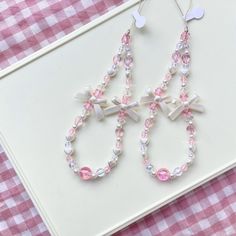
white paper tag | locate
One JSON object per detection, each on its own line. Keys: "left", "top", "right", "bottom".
{"left": 185, "top": 7, "right": 205, "bottom": 22}
{"left": 132, "top": 10, "right": 146, "bottom": 29}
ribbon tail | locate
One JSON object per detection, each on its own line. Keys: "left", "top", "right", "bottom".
{"left": 189, "top": 94, "right": 199, "bottom": 104}
{"left": 163, "top": 96, "right": 172, "bottom": 104}
{"left": 127, "top": 110, "right": 140, "bottom": 122}
{"left": 104, "top": 105, "right": 121, "bottom": 116}
{"left": 189, "top": 104, "right": 205, "bottom": 113}
{"left": 159, "top": 101, "right": 170, "bottom": 116}
{"left": 168, "top": 105, "right": 184, "bottom": 120}
{"left": 94, "top": 104, "right": 105, "bottom": 121}
{"left": 140, "top": 95, "right": 153, "bottom": 105}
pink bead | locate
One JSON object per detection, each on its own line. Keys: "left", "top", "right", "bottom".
{"left": 122, "top": 95, "right": 131, "bottom": 104}
{"left": 84, "top": 101, "right": 93, "bottom": 111}
{"left": 156, "top": 168, "right": 171, "bottom": 182}
{"left": 189, "top": 137, "right": 196, "bottom": 145}
{"left": 118, "top": 110, "right": 127, "bottom": 119}
{"left": 141, "top": 130, "right": 148, "bottom": 139}
{"left": 182, "top": 52, "right": 191, "bottom": 65}
{"left": 182, "top": 109, "right": 193, "bottom": 118}
{"left": 66, "top": 156, "right": 73, "bottom": 162}
{"left": 79, "top": 167, "right": 93, "bottom": 180}
{"left": 66, "top": 128, "right": 76, "bottom": 141}
{"left": 116, "top": 128, "right": 124, "bottom": 138}
{"left": 124, "top": 56, "right": 133, "bottom": 67}
{"left": 181, "top": 164, "right": 188, "bottom": 172}
{"left": 116, "top": 141, "right": 122, "bottom": 150}
{"left": 154, "top": 87, "right": 164, "bottom": 96}
{"left": 92, "top": 89, "right": 103, "bottom": 98}
{"left": 104, "top": 75, "right": 111, "bottom": 86}
{"left": 143, "top": 158, "right": 150, "bottom": 166}
{"left": 181, "top": 31, "right": 190, "bottom": 41}
{"left": 113, "top": 55, "right": 122, "bottom": 65}
{"left": 145, "top": 118, "right": 154, "bottom": 129}
{"left": 172, "top": 51, "right": 181, "bottom": 63}
{"left": 74, "top": 116, "right": 83, "bottom": 128}
{"left": 180, "top": 92, "right": 188, "bottom": 102}
{"left": 149, "top": 102, "right": 158, "bottom": 111}
{"left": 181, "top": 75, "right": 188, "bottom": 84}
{"left": 104, "top": 165, "right": 111, "bottom": 174}
{"left": 165, "top": 73, "right": 172, "bottom": 81}
{"left": 122, "top": 32, "right": 131, "bottom": 44}
{"left": 187, "top": 124, "right": 196, "bottom": 135}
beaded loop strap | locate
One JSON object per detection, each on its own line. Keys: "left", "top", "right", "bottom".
{"left": 140, "top": 29, "right": 205, "bottom": 182}
{"left": 64, "top": 31, "right": 139, "bottom": 181}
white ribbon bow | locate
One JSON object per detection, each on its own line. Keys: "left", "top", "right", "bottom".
{"left": 104, "top": 97, "right": 140, "bottom": 122}
{"left": 140, "top": 88, "right": 172, "bottom": 116}
{"left": 75, "top": 87, "right": 107, "bottom": 121}
{"left": 168, "top": 94, "right": 205, "bottom": 121}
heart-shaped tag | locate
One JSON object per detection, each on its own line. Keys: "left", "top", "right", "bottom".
{"left": 132, "top": 10, "right": 146, "bottom": 29}
{"left": 185, "top": 7, "right": 205, "bottom": 22}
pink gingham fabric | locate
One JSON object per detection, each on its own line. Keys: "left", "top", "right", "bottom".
{"left": 0, "top": 1, "right": 235, "bottom": 235}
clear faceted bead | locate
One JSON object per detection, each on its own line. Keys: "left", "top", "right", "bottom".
{"left": 96, "top": 168, "right": 105, "bottom": 177}
{"left": 173, "top": 167, "right": 182, "bottom": 177}
{"left": 64, "top": 141, "right": 73, "bottom": 155}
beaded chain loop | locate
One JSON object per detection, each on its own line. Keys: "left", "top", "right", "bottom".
{"left": 64, "top": 31, "right": 139, "bottom": 181}
{"left": 140, "top": 29, "right": 205, "bottom": 182}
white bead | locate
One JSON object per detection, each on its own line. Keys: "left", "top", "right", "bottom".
{"left": 173, "top": 167, "right": 182, "bottom": 177}
{"left": 113, "top": 148, "right": 122, "bottom": 156}
{"left": 64, "top": 142, "right": 73, "bottom": 155}
{"left": 96, "top": 168, "right": 105, "bottom": 177}
{"left": 169, "top": 65, "right": 177, "bottom": 75}
{"left": 107, "top": 67, "right": 117, "bottom": 77}
{"left": 180, "top": 66, "right": 190, "bottom": 76}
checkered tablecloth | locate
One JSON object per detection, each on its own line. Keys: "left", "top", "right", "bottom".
{"left": 0, "top": 1, "right": 235, "bottom": 235}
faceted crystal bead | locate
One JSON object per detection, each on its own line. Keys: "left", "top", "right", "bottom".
{"left": 84, "top": 101, "right": 93, "bottom": 111}
{"left": 122, "top": 33, "right": 131, "bottom": 44}
{"left": 96, "top": 168, "right": 105, "bottom": 177}
{"left": 104, "top": 165, "right": 111, "bottom": 174}
{"left": 113, "top": 55, "right": 122, "bottom": 65}
{"left": 140, "top": 143, "right": 147, "bottom": 155}
{"left": 74, "top": 116, "right": 83, "bottom": 128}
{"left": 145, "top": 118, "right": 154, "bottom": 129}
{"left": 172, "top": 51, "right": 181, "bottom": 63}
{"left": 182, "top": 52, "right": 191, "bottom": 65}
{"left": 181, "top": 163, "right": 188, "bottom": 172}
{"left": 154, "top": 87, "right": 164, "bottom": 96}
{"left": 115, "top": 128, "right": 124, "bottom": 138}
{"left": 149, "top": 102, "right": 158, "bottom": 111}
{"left": 181, "top": 31, "right": 190, "bottom": 41}
{"left": 173, "top": 167, "right": 182, "bottom": 177}
{"left": 124, "top": 56, "right": 133, "bottom": 67}
{"left": 180, "top": 92, "right": 189, "bottom": 102}
{"left": 187, "top": 124, "right": 196, "bottom": 135}
{"left": 92, "top": 89, "right": 103, "bottom": 98}
{"left": 69, "top": 160, "right": 76, "bottom": 169}
{"left": 180, "top": 66, "right": 190, "bottom": 76}
{"left": 66, "top": 128, "right": 76, "bottom": 142}
{"left": 64, "top": 141, "right": 73, "bottom": 155}
{"left": 156, "top": 168, "right": 171, "bottom": 182}
{"left": 79, "top": 167, "right": 93, "bottom": 180}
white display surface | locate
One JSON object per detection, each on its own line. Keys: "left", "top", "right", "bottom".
{"left": 0, "top": 1, "right": 236, "bottom": 235}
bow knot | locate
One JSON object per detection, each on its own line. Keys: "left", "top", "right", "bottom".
{"left": 75, "top": 86, "right": 107, "bottom": 121}
{"left": 168, "top": 94, "right": 205, "bottom": 120}
{"left": 104, "top": 97, "right": 140, "bottom": 122}
{"left": 140, "top": 88, "right": 172, "bottom": 115}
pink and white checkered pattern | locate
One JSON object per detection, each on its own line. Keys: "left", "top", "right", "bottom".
{"left": 0, "top": 1, "right": 236, "bottom": 235}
